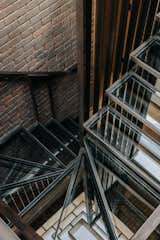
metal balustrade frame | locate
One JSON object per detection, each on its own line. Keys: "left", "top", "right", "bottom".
{"left": 54, "top": 147, "right": 119, "bottom": 240}
{"left": 105, "top": 71, "right": 160, "bottom": 135}
{"left": 95, "top": 160, "right": 156, "bottom": 212}
{"left": 0, "top": 155, "right": 68, "bottom": 217}
{"left": 84, "top": 138, "right": 160, "bottom": 240}
{"left": 97, "top": 166, "right": 160, "bottom": 237}
{"left": 84, "top": 136, "right": 160, "bottom": 201}
{"left": 0, "top": 118, "right": 81, "bottom": 220}
{"left": 84, "top": 105, "right": 160, "bottom": 193}
{"left": 13, "top": 160, "right": 75, "bottom": 218}
{"left": 130, "top": 36, "right": 160, "bottom": 78}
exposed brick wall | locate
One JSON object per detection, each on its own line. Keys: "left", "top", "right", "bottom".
{"left": 31, "top": 72, "right": 79, "bottom": 123}
{"left": 0, "top": 80, "right": 36, "bottom": 137}
{"left": 31, "top": 80, "right": 53, "bottom": 123}
{"left": 50, "top": 72, "right": 79, "bottom": 120}
{"left": 0, "top": 73, "right": 79, "bottom": 137}
{"left": 0, "top": 0, "right": 77, "bottom": 72}
{"left": 0, "top": 0, "right": 79, "bottom": 137}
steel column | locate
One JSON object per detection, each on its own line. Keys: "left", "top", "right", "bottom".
{"left": 84, "top": 140, "right": 118, "bottom": 240}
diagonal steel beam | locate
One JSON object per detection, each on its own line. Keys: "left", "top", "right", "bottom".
{"left": 54, "top": 148, "right": 85, "bottom": 239}
{"left": 0, "top": 154, "right": 62, "bottom": 172}
{"left": 0, "top": 171, "right": 64, "bottom": 192}
{"left": 19, "top": 160, "right": 75, "bottom": 218}
{"left": 84, "top": 139, "right": 118, "bottom": 240}
{"left": 83, "top": 158, "right": 94, "bottom": 225}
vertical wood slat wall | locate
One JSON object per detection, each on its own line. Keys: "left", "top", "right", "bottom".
{"left": 91, "top": 0, "right": 159, "bottom": 115}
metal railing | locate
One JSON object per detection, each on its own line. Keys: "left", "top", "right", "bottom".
{"left": 84, "top": 104, "right": 160, "bottom": 192}
{"left": 0, "top": 155, "right": 73, "bottom": 221}
{"left": 0, "top": 64, "right": 77, "bottom": 81}
{"left": 2, "top": 176, "right": 54, "bottom": 216}
{"left": 105, "top": 72, "right": 160, "bottom": 135}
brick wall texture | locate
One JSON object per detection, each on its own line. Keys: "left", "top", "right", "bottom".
{"left": 0, "top": 0, "right": 79, "bottom": 137}
{"left": 0, "top": 73, "right": 79, "bottom": 137}
{"left": 0, "top": 0, "right": 77, "bottom": 72}
{"left": 0, "top": 80, "right": 36, "bottom": 136}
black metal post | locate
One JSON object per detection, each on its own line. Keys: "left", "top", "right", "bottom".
{"left": 84, "top": 140, "right": 118, "bottom": 240}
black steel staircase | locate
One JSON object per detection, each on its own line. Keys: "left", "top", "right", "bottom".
{"left": 0, "top": 116, "right": 81, "bottom": 223}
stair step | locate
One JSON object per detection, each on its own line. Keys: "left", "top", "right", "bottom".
{"left": 31, "top": 124, "right": 75, "bottom": 166}
{"left": 0, "top": 129, "right": 60, "bottom": 168}
{"left": 69, "top": 219, "right": 107, "bottom": 240}
{"left": 46, "top": 119, "right": 81, "bottom": 155}
{"left": 61, "top": 118, "right": 80, "bottom": 140}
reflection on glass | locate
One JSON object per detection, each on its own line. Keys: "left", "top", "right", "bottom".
{"left": 134, "top": 151, "right": 160, "bottom": 182}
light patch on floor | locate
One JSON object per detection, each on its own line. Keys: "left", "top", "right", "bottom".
{"left": 36, "top": 192, "right": 133, "bottom": 240}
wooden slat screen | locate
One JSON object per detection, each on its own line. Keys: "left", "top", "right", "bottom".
{"left": 91, "top": 0, "right": 160, "bottom": 114}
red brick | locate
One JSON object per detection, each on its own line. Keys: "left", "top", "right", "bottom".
{"left": 0, "top": 0, "right": 78, "bottom": 136}
{"left": 0, "top": 0, "right": 77, "bottom": 72}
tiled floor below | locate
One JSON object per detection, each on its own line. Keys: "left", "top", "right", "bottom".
{"left": 36, "top": 193, "right": 133, "bottom": 240}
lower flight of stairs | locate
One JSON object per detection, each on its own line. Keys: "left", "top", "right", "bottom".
{"left": 0, "top": 117, "right": 81, "bottom": 222}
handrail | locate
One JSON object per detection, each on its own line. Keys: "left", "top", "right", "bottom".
{"left": 0, "top": 171, "right": 64, "bottom": 192}
{"left": 0, "top": 154, "right": 62, "bottom": 172}
{"left": 0, "top": 64, "right": 77, "bottom": 80}
{"left": 0, "top": 150, "right": 82, "bottom": 239}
